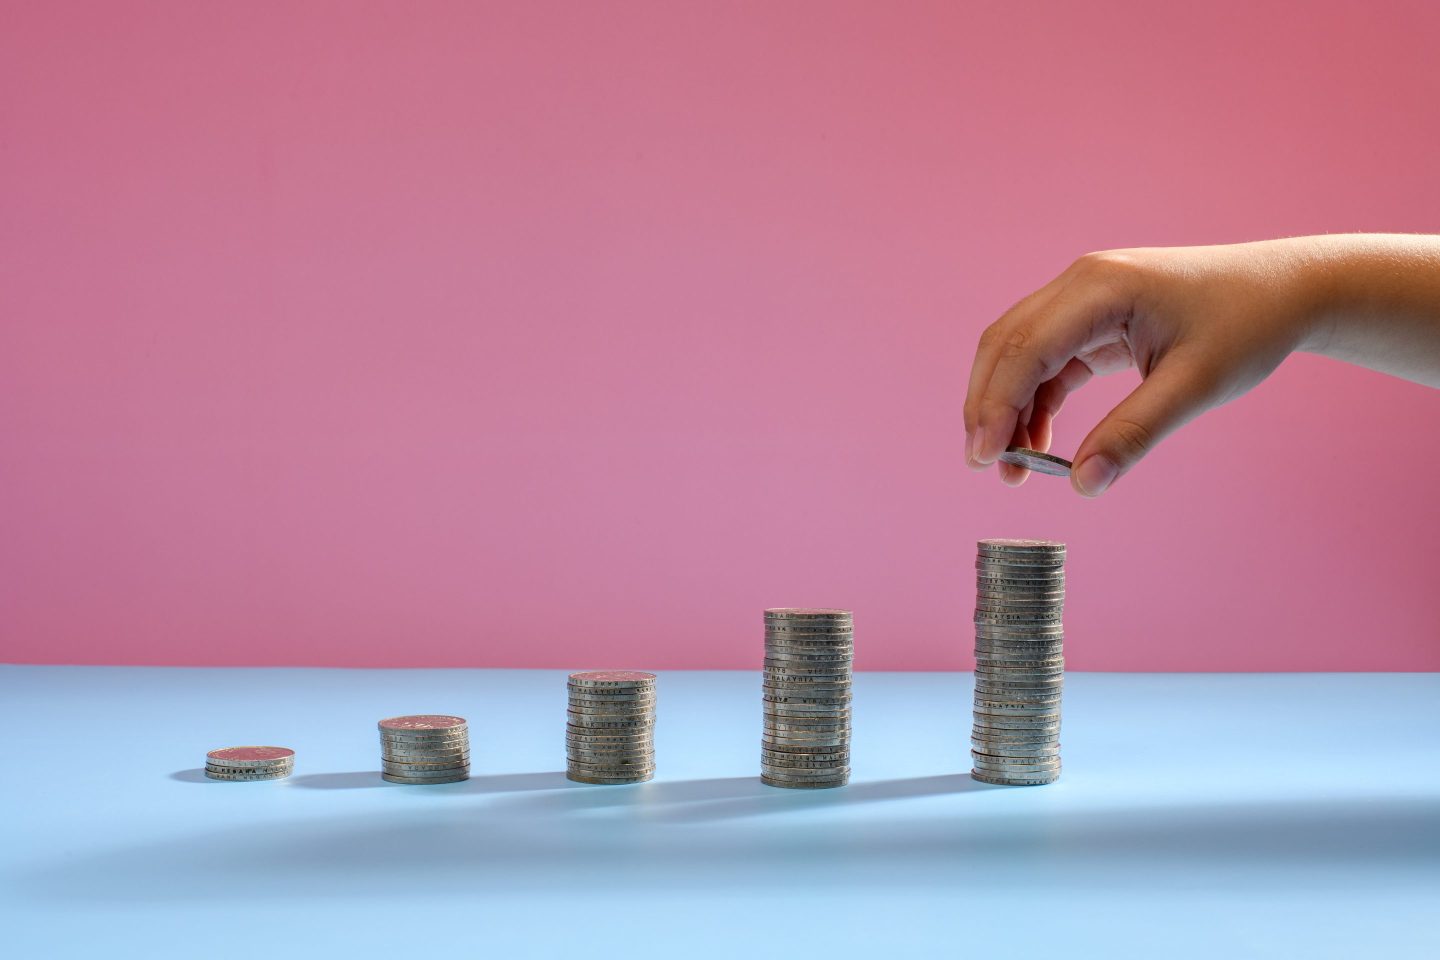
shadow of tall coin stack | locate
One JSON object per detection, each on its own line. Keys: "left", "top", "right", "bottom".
{"left": 971, "top": 539, "right": 1065, "bottom": 786}
{"left": 566, "top": 671, "right": 657, "bottom": 784}
{"left": 378, "top": 715, "right": 471, "bottom": 784}
{"left": 762, "top": 608, "right": 853, "bottom": 789}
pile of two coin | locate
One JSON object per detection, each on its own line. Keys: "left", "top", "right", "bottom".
{"left": 204, "top": 746, "right": 295, "bottom": 781}
{"left": 971, "top": 539, "right": 1065, "bottom": 786}
{"left": 566, "top": 671, "right": 656, "bottom": 784}
{"left": 762, "top": 608, "right": 853, "bottom": 789}
{"left": 379, "top": 715, "right": 471, "bottom": 784}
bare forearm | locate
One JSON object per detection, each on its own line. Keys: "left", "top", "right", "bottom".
{"left": 1294, "top": 234, "right": 1440, "bottom": 388}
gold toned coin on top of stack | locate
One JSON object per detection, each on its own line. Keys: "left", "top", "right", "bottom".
{"left": 204, "top": 746, "right": 295, "bottom": 781}
{"left": 378, "top": 715, "right": 470, "bottom": 785}
{"left": 762, "top": 608, "right": 852, "bottom": 789}
{"left": 566, "top": 671, "right": 656, "bottom": 785}
{"left": 971, "top": 538, "right": 1065, "bottom": 786}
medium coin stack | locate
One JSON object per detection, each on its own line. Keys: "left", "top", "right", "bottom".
{"left": 566, "top": 671, "right": 656, "bottom": 784}
{"left": 378, "top": 715, "right": 470, "bottom": 784}
{"left": 205, "top": 746, "right": 295, "bottom": 781}
{"left": 762, "top": 608, "right": 852, "bottom": 789}
{"left": 972, "top": 539, "right": 1065, "bottom": 786}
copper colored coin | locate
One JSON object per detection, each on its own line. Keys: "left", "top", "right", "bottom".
{"left": 206, "top": 746, "right": 295, "bottom": 766}
{"left": 377, "top": 715, "right": 467, "bottom": 733}
{"left": 569, "top": 670, "right": 656, "bottom": 685}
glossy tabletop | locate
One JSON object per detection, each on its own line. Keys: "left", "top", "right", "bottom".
{"left": 1, "top": 667, "right": 1436, "bottom": 958}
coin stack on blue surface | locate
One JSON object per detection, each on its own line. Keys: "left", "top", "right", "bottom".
{"left": 204, "top": 746, "right": 295, "bottom": 781}
{"left": 566, "top": 671, "right": 657, "bottom": 784}
{"left": 971, "top": 539, "right": 1065, "bottom": 786}
{"left": 762, "top": 608, "right": 853, "bottom": 789}
{"left": 378, "top": 715, "right": 470, "bottom": 784}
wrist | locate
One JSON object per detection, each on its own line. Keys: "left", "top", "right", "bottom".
{"left": 1265, "top": 236, "right": 1356, "bottom": 357}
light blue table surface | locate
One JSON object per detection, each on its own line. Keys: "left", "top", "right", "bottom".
{"left": 1, "top": 666, "right": 1436, "bottom": 959}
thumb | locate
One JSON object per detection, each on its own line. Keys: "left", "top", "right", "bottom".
{"left": 1070, "top": 358, "right": 1217, "bottom": 497}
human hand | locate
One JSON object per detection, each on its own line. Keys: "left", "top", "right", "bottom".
{"left": 964, "top": 240, "right": 1323, "bottom": 496}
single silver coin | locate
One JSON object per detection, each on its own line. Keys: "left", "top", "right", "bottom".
{"left": 763, "top": 741, "right": 850, "bottom": 752}
{"left": 204, "top": 768, "right": 293, "bottom": 781}
{"left": 567, "top": 690, "right": 658, "bottom": 702}
{"left": 972, "top": 716, "right": 1062, "bottom": 729}
{"left": 761, "top": 739, "right": 851, "bottom": 752}
{"left": 761, "top": 773, "right": 850, "bottom": 787}
{"left": 764, "top": 683, "right": 853, "bottom": 696}
{"left": 565, "top": 717, "right": 656, "bottom": 730}
{"left": 382, "top": 773, "right": 469, "bottom": 785}
{"left": 975, "top": 674, "right": 1065, "bottom": 687}
{"left": 205, "top": 760, "right": 294, "bottom": 773}
{"left": 380, "top": 761, "right": 471, "bottom": 773}
{"left": 761, "top": 753, "right": 850, "bottom": 766}
{"left": 972, "top": 743, "right": 1061, "bottom": 759}
{"left": 975, "top": 640, "right": 1065, "bottom": 654}
{"left": 761, "top": 765, "right": 852, "bottom": 779}
{"left": 567, "top": 772, "right": 655, "bottom": 785}
{"left": 762, "top": 658, "right": 853, "bottom": 671}
{"left": 970, "top": 770, "right": 1059, "bottom": 786}
{"left": 976, "top": 551, "right": 1065, "bottom": 565}
{"left": 977, "top": 537, "right": 1066, "bottom": 551}
{"left": 764, "top": 608, "right": 852, "bottom": 619}
{"left": 568, "top": 670, "right": 656, "bottom": 686}
{"left": 972, "top": 732, "right": 1061, "bottom": 746}
{"left": 382, "top": 749, "right": 471, "bottom": 762}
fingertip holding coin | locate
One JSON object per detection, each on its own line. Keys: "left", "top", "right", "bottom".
{"left": 996, "top": 446, "right": 1073, "bottom": 478}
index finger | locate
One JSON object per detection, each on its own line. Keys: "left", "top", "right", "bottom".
{"left": 965, "top": 269, "right": 1075, "bottom": 467}
{"left": 969, "top": 268, "right": 1136, "bottom": 467}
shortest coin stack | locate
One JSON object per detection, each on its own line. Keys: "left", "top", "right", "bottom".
{"left": 205, "top": 746, "right": 295, "bottom": 781}
{"left": 378, "top": 715, "right": 470, "bottom": 785}
{"left": 566, "top": 671, "right": 656, "bottom": 784}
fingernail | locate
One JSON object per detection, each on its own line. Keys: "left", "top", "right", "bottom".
{"left": 971, "top": 426, "right": 992, "bottom": 465}
{"left": 1073, "top": 455, "right": 1119, "bottom": 497}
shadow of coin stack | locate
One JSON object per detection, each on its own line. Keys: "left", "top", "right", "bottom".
{"left": 378, "top": 715, "right": 471, "bottom": 784}
{"left": 762, "top": 608, "right": 853, "bottom": 789}
{"left": 566, "top": 671, "right": 657, "bottom": 784}
{"left": 971, "top": 539, "right": 1065, "bottom": 785}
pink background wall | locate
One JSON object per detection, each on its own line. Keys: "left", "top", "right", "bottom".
{"left": 4, "top": 1, "right": 1439, "bottom": 671}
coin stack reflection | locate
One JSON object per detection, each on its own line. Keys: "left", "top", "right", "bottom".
{"left": 971, "top": 539, "right": 1064, "bottom": 785}
{"left": 566, "top": 671, "right": 656, "bottom": 784}
{"left": 762, "top": 608, "right": 852, "bottom": 789}
{"left": 378, "top": 715, "right": 470, "bottom": 784}
{"left": 205, "top": 746, "right": 295, "bottom": 781}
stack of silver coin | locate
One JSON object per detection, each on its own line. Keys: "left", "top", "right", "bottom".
{"left": 972, "top": 539, "right": 1065, "bottom": 786}
{"left": 378, "top": 715, "right": 470, "bottom": 784}
{"left": 566, "top": 671, "right": 656, "bottom": 784}
{"left": 762, "top": 608, "right": 852, "bottom": 789}
{"left": 204, "top": 746, "right": 295, "bottom": 781}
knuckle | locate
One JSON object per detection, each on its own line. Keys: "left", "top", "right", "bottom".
{"left": 1105, "top": 416, "right": 1156, "bottom": 461}
{"left": 980, "top": 395, "right": 1026, "bottom": 422}
{"left": 997, "top": 326, "right": 1032, "bottom": 361}
{"left": 1074, "top": 250, "right": 1142, "bottom": 286}
{"left": 977, "top": 323, "right": 1004, "bottom": 352}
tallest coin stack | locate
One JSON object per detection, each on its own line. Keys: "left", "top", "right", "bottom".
{"left": 971, "top": 539, "right": 1065, "bottom": 786}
